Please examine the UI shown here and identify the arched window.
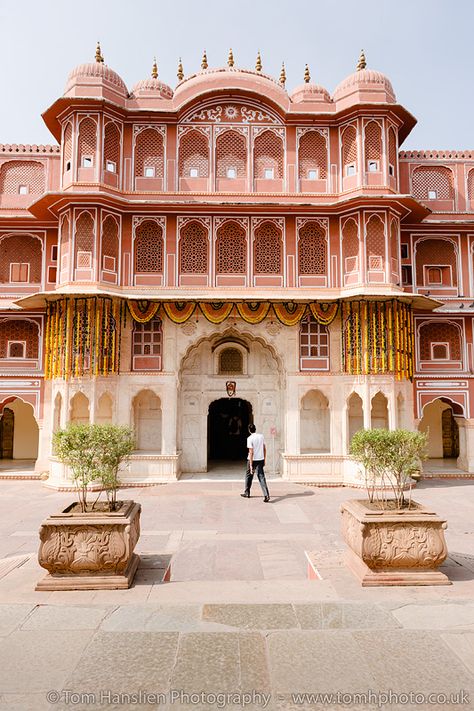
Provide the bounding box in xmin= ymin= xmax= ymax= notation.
xmin=415 ymin=238 xmax=457 ymax=287
xmin=342 ymin=218 xmax=359 ymax=281
xmin=216 ymin=130 xmax=247 ymax=180
xmin=103 ymin=122 xmax=121 ymax=176
xmin=419 ymin=322 xmax=461 ymax=363
xmin=74 ymin=212 xmax=95 ymax=275
xmin=77 ymin=118 xmax=97 ymax=169
xmin=101 ymin=215 xmax=119 ymax=279
xmin=390 ymin=219 xmax=399 ymax=275
xmin=341 ymin=124 xmax=358 ymax=176
xmin=412 ymin=166 xmax=454 ymax=201
xmin=253 ymin=130 xmax=283 ymax=180
xmin=132 ymin=318 xmax=162 ymax=371
xmin=254 ymin=221 xmax=282 ymax=274
xmin=216 ymin=222 xmax=246 ymax=274
xmin=0 ymin=319 xmax=39 ymax=359
xmin=219 ymin=347 xmax=243 ymax=374
xmin=467 ymin=169 xmax=474 ymax=203
xmin=0 ymin=161 xmax=45 ymax=196
xmin=134 ymin=128 xmax=164 ymax=182
xmin=0 ymin=234 xmax=42 ymax=284
xmin=364 ymin=121 xmax=382 ymax=172
xmin=298 ymin=130 xmax=328 ymax=184
xmin=179 ymin=221 xmax=208 ymax=274
xmin=178 ymin=130 xmax=209 ymax=179
xmin=388 ymin=126 xmax=397 ymax=180
xmin=366 ymin=214 xmax=385 ymax=275
xmin=63 ymin=123 xmax=73 ymax=174
xmin=59 ymin=214 xmax=70 ymax=282
xmin=134 ymin=220 xmax=163 ymax=274
xmin=371 ymin=392 xmax=388 ymax=429
xmin=298 ymin=222 xmax=327 ymax=276
xmin=299 ymin=316 xmax=329 ymax=370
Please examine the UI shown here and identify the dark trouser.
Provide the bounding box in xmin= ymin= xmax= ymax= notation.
xmin=244 ymin=460 xmax=269 ymax=498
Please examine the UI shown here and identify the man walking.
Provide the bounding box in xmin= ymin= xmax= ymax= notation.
xmin=240 ymin=424 xmax=270 ymax=502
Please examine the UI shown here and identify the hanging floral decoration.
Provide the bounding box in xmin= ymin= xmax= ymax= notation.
xmin=45 ymin=297 xmax=124 ymax=380
xmin=341 ymin=299 xmax=414 ymax=381
xmin=272 ymin=302 xmax=308 ymax=326
xmin=199 ymin=302 xmax=234 ymax=324
xmin=309 ymin=302 xmax=339 ymax=326
xmin=127 ymin=300 xmax=160 ymax=323
xmin=235 ymin=302 xmax=271 ymax=324
xmin=162 ymin=301 xmax=197 ymax=323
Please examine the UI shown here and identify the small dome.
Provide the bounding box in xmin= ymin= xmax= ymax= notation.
xmin=291 ymin=83 xmax=331 ymax=104
xmin=333 ymin=68 xmax=396 ymax=103
xmin=130 ymin=77 xmax=173 ymax=99
xmin=64 ymin=62 xmax=128 ymax=96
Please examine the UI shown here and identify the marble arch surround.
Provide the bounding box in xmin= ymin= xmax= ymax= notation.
xmin=178 ymin=326 xmax=285 ymax=474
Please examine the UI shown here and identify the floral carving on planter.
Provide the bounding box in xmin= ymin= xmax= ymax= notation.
xmin=36 ymin=501 xmax=141 ymax=590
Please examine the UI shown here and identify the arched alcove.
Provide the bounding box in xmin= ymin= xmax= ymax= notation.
xmin=70 ymin=392 xmax=90 ymax=425
xmin=300 ymin=390 xmax=330 ymax=453
xmin=0 ymin=398 xmax=38 ymax=459
xmin=133 ymin=390 xmax=162 ymax=452
xmin=347 ymin=393 xmax=363 ymax=449
xmin=96 ymin=393 xmax=113 ymax=424
xmin=371 ymin=392 xmax=389 ymax=429
xmin=419 ymin=398 xmax=460 ymax=459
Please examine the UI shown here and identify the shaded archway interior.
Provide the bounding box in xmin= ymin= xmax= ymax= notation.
xmin=208 ymin=398 xmax=253 ymax=462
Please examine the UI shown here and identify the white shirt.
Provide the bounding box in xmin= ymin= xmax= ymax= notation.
xmin=247 ymin=432 xmax=265 ymax=461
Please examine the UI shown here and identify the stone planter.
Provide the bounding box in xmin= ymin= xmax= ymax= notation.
xmin=340 ymin=499 xmax=450 ymax=586
xmin=36 ymin=500 xmax=141 ymax=591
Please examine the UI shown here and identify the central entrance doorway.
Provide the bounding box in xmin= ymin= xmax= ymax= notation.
xmin=208 ymin=398 xmax=253 ymax=464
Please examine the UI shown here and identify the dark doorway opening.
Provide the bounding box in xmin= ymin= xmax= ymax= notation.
xmin=442 ymin=407 xmax=460 ymax=458
xmin=208 ymin=398 xmax=253 ymax=462
xmin=0 ymin=407 xmax=14 ymax=459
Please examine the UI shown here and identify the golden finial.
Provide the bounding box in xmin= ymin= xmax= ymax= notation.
xmin=95 ymin=41 xmax=104 ymax=64
xmin=228 ymin=48 xmax=234 ymax=67
xmin=279 ymin=62 xmax=286 ymax=86
xmin=201 ymin=49 xmax=208 ymax=70
xmin=356 ymin=49 xmax=367 ymax=71
xmin=255 ymin=50 xmax=262 ymax=73
xmin=151 ymin=57 xmax=158 ymax=79
xmin=304 ymin=64 xmax=310 ymax=83
xmin=177 ymin=57 xmax=184 ymax=82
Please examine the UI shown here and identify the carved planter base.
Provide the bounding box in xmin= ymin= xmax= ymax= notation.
xmin=340 ymin=499 xmax=451 ymax=587
xmin=36 ymin=500 xmax=141 ymax=591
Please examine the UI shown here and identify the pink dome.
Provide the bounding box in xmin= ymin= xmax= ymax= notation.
xmin=333 ymin=68 xmax=396 ymax=103
xmin=64 ymin=62 xmax=128 ymax=96
xmin=291 ymin=83 xmax=331 ymax=104
xmin=130 ymin=77 xmax=173 ymax=99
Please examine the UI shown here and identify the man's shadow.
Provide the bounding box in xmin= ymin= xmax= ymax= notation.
xmin=268 ymin=490 xmax=315 ymax=503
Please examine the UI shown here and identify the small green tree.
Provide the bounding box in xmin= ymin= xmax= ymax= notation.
xmin=53 ymin=424 xmax=101 ymax=512
xmin=53 ymin=423 xmax=135 ymax=512
xmin=350 ymin=429 xmax=428 ymax=509
xmin=93 ymin=425 xmax=135 ymax=511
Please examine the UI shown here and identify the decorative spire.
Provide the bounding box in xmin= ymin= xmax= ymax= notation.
xmin=356 ymin=49 xmax=366 ymax=71
xmin=255 ymin=50 xmax=262 ymax=72
xmin=279 ymin=62 xmax=286 ymax=86
xmin=95 ymin=41 xmax=104 ymax=64
xmin=177 ymin=58 xmax=184 ymax=82
xmin=228 ymin=48 xmax=234 ymax=67
xmin=304 ymin=63 xmax=310 ymax=83
xmin=151 ymin=57 xmax=158 ymax=79
xmin=201 ymin=49 xmax=208 ymax=70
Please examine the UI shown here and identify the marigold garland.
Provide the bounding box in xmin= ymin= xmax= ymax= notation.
xmin=199 ymin=302 xmax=234 ymax=324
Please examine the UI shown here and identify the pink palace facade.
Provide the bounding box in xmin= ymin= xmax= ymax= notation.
xmin=1 ymin=47 xmax=474 ymax=487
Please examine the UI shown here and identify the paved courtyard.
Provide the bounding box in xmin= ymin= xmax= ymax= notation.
xmin=0 ymin=476 xmax=473 ymax=710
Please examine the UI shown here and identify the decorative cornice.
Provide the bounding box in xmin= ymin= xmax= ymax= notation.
xmin=400 ymin=150 xmax=474 ymax=160
xmin=0 ymin=144 xmax=60 ymax=154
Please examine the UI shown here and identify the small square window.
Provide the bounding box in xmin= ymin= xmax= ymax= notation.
xmin=82 ymin=156 xmax=93 ymax=168
xmin=428 ymin=190 xmax=437 ymax=199
xmin=66 ymin=161 xmax=71 ymax=172
xmin=7 ymin=341 xmax=26 ymax=358
xmin=307 ymin=169 xmax=318 ymax=180
xmin=226 ymin=167 xmax=237 ymax=179
xmin=400 ymin=244 xmax=409 ymax=260
xmin=388 ymin=164 xmax=395 ymax=176
xmin=264 ymin=168 xmax=274 ymax=179
xmin=51 ymin=245 xmax=58 ymax=262
xmin=144 ymin=166 xmax=155 ymax=178
xmin=432 ymin=343 xmax=449 ymax=360
xmin=106 ymin=160 xmax=116 ymax=173
xmin=346 ymin=164 xmax=356 ymax=177
xmin=18 ymin=185 xmax=29 ymax=195
xmin=189 ymin=167 xmax=199 ymax=178
xmin=367 ymin=160 xmax=379 ymax=172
